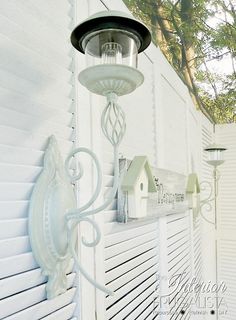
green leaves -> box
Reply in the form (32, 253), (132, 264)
(123, 0), (236, 123)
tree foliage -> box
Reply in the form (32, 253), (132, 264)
(123, 0), (236, 123)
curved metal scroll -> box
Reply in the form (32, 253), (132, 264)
(29, 93), (126, 298)
(64, 93), (125, 296)
(199, 168), (220, 225)
(199, 181), (215, 224)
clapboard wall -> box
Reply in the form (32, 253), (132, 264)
(0, 1), (77, 319)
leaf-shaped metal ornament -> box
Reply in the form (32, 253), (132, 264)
(29, 136), (76, 299)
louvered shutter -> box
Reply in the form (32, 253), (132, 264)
(215, 124), (236, 320)
(0, 1), (77, 319)
(192, 215), (202, 284)
(101, 55), (160, 320)
(166, 212), (192, 319)
(200, 117), (218, 289)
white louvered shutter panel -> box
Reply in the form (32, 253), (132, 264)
(0, 1), (77, 319)
(215, 124), (236, 320)
(192, 214), (202, 284)
(187, 108), (203, 288)
(200, 118), (217, 291)
(166, 212), (192, 319)
(101, 55), (160, 320)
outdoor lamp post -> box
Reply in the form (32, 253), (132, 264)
(29, 10), (151, 299)
(200, 144), (227, 224)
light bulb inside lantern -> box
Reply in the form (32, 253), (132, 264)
(101, 42), (122, 64)
(84, 30), (139, 68)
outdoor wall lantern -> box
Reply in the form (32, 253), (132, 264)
(29, 11), (151, 299)
(200, 143), (227, 224)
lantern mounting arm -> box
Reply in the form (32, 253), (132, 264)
(199, 167), (220, 225)
(28, 93), (126, 298)
(64, 93), (126, 296)
(65, 145), (119, 296)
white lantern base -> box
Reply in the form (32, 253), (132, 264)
(78, 64), (144, 96)
(206, 160), (224, 167)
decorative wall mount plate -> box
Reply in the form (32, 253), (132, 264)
(29, 136), (76, 299)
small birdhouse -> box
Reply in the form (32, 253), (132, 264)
(186, 173), (200, 220)
(121, 156), (157, 219)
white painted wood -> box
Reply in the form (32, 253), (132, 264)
(216, 124), (236, 320)
(0, 268), (46, 300)
(0, 273), (76, 319)
(0, 183), (34, 201)
(106, 276), (157, 319)
(0, 236), (30, 259)
(0, 252), (38, 278)
(0, 126), (72, 152)
(105, 248), (158, 284)
(105, 222), (158, 246)
(105, 230), (158, 259)
(105, 239), (158, 270)
(166, 212), (192, 317)
(201, 118), (217, 313)
(0, 201), (29, 220)
(0, 0), (213, 319)
(106, 256), (158, 295)
(106, 264), (158, 308)
(4, 288), (76, 320)
(0, 165), (41, 182)
(0, 218), (28, 239)
(0, 0), (76, 318)
(41, 303), (76, 319)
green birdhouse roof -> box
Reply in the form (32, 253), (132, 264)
(121, 156), (157, 193)
(186, 173), (200, 194)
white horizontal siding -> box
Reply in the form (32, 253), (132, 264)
(0, 0), (77, 319)
(216, 124), (236, 320)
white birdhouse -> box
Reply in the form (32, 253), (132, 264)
(121, 156), (157, 219)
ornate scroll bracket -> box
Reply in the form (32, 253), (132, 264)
(29, 95), (126, 299)
(199, 168), (220, 225)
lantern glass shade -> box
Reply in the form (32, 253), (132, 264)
(71, 10), (151, 96)
(205, 144), (227, 167)
(84, 30), (139, 68)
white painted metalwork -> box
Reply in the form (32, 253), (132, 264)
(199, 143), (226, 225)
(29, 136), (77, 299)
(29, 90), (127, 298)
(79, 65), (144, 97)
(28, 5), (151, 298)
(65, 93), (126, 296)
(200, 168), (220, 225)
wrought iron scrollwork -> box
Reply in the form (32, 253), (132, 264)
(65, 94), (126, 295)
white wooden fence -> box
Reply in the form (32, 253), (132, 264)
(1, 1), (235, 320)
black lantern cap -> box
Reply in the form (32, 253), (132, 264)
(204, 143), (227, 151)
(71, 10), (151, 54)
